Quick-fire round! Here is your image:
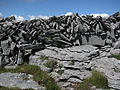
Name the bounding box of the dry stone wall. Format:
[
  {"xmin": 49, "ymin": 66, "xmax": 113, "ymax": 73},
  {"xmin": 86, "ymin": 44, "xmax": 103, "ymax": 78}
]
[{"xmin": 0, "ymin": 12, "xmax": 120, "ymax": 66}]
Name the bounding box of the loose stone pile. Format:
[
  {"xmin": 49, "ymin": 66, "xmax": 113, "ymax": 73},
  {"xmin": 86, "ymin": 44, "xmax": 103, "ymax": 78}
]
[{"xmin": 0, "ymin": 12, "xmax": 120, "ymax": 89}]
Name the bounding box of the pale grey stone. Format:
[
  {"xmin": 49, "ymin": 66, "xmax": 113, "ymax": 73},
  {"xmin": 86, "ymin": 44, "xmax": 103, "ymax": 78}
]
[
  {"xmin": 68, "ymin": 78, "xmax": 82, "ymax": 83},
  {"xmin": 59, "ymin": 70, "xmax": 92, "ymax": 81},
  {"xmin": 90, "ymin": 86, "xmax": 96, "ymax": 89},
  {"xmin": 87, "ymin": 50, "xmax": 99, "ymax": 57},
  {"xmin": 81, "ymin": 35, "xmax": 105, "ymax": 46},
  {"xmin": 4, "ymin": 65, "xmax": 18, "ymax": 69},
  {"xmin": 110, "ymin": 23, "xmax": 115, "ymax": 39},
  {"xmin": 35, "ymin": 45, "xmax": 97, "ymax": 62},
  {"xmin": 10, "ymin": 42, "xmax": 16, "ymax": 50},
  {"xmin": 17, "ymin": 50, "xmax": 23, "ymax": 65},
  {"xmin": 62, "ymin": 82, "xmax": 71, "ymax": 87},
  {"xmin": 114, "ymin": 39, "xmax": 120, "ymax": 49},
  {"xmin": 0, "ymin": 72, "xmax": 45, "ymax": 90},
  {"xmin": 29, "ymin": 55, "xmax": 43, "ymax": 65},
  {"xmin": 50, "ymin": 72, "xmax": 60, "ymax": 82},
  {"xmin": 0, "ymin": 56, "xmax": 2, "ymax": 67},
  {"xmin": 1, "ymin": 40, "xmax": 10, "ymax": 55},
  {"xmin": 92, "ymin": 57, "xmax": 120, "ymax": 89},
  {"xmin": 110, "ymin": 49, "xmax": 120, "ymax": 55},
  {"xmin": 29, "ymin": 56, "xmax": 51, "ymax": 72},
  {"xmin": 105, "ymin": 38, "xmax": 112, "ymax": 45}
]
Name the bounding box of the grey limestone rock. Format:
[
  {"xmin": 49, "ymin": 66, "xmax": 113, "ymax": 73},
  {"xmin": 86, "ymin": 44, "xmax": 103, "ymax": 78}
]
[
  {"xmin": 113, "ymin": 38, "xmax": 120, "ymax": 49},
  {"xmin": 0, "ymin": 72, "xmax": 45, "ymax": 90},
  {"xmin": 68, "ymin": 77, "xmax": 82, "ymax": 83},
  {"xmin": 92, "ymin": 57, "xmax": 120, "ymax": 89},
  {"xmin": 59, "ymin": 70, "xmax": 92, "ymax": 81},
  {"xmin": 110, "ymin": 49, "xmax": 120, "ymax": 55},
  {"xmin": 81, "ymin": 35, "xmax": 105, "ymax": 46},
  {"xmin": 1, "ymin": 40, "xmax": 10, "ymax": 55}
]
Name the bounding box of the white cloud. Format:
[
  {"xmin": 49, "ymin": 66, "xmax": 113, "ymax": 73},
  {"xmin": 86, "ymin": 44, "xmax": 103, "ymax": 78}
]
[
  {"xmin": 65, "ymin": 12, "xmax": 73, "ymax": 16},
  {"xmin": 90, "ymin": 13, "xmax": 109, "ymax": 18},
  {"xmin": 28, "ymin": 12, "xmax": 73, "ymax": 20},
  {"xmin": 13, "ymin": 15, "xmax": 24, "ymax": 22},
  {"xmin": 28, "ymin": 15, "xmax": 50, "ymax": 20},
  {"xmin": 0, "ymin": 12, "xmax": 3, "ymax": 17}
]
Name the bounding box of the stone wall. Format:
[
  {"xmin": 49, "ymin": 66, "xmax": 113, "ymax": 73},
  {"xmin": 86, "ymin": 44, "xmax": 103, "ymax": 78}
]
[{"xmin": 0, "ymin": 12, "xmax": 120, "ymax": 66}]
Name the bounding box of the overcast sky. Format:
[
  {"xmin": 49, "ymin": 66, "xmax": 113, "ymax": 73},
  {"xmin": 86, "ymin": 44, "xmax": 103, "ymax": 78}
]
[{"xmin": 0, "ymin": 0, "xmax": 120, "ymax": 19}]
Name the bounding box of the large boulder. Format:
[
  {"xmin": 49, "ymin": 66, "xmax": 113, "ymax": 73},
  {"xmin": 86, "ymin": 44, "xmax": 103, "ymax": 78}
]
[{"xmin": 81, "ymin": 35, "xmax": 106, "ymax": 46}]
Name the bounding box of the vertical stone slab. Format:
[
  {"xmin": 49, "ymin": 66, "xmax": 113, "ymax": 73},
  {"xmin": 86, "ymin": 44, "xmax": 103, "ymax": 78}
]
[
  {"xmin": 81, "ymin": 35, "xmax": 105, "ymax": 46},
  {"xmin": 1, "ymin": 40, "xmax": 10, "ymax": 55}
]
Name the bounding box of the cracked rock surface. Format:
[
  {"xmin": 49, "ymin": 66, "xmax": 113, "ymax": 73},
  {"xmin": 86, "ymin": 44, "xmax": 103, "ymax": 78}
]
[
  {"xmin": 29, "ymin": 45, "xmax": 120, "ymax": 89},
  {"xmin": 0, "ymin": 72, "xmax": 45, "ymax": 90}
]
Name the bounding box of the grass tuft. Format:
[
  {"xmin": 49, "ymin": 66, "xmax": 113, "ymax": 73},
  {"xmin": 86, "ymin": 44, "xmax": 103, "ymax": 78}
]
[
  {"xmin": 112, "ymin": 54, "xmax": 120, "ymax": 60},
  {"xmin": 57, "ymin": 70, "xmax": 64, "ymax": 75},
  {"xmin": 75, "ymin": 70, "xmax": 109, "ymax": 90},
  {"xmin": 0, "ymin": 86, "xmax": 21, "ymax": 90},
  {"xmin": 44, "ymin": 60, "xmax": 58, "ymax": 69},
  {"xmin": 39, "ymin": 55, "xmax": 49, "ymax": 60}
]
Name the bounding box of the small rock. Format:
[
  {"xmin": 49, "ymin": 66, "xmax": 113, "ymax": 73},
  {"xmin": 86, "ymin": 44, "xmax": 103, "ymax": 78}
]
[
  {"xmin": 68, "ymin": 78, "xmax": 82, "ymax": 83},
  {"xmin": 110, "ymin": 49, "xmax": 120, "ymax": 55}
]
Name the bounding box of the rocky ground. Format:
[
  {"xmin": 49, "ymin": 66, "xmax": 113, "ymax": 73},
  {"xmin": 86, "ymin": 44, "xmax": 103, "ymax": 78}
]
[
  {"xmin": 29, "ymin": 45, "xmax": 120, "ymax": 90},
  {"xmin": 0, "ymin": 12, "xmax": 120, "ymax": 90},
  {"xmin": 0, "ymin": 72, "xmax": 45, "ymax": 90}
]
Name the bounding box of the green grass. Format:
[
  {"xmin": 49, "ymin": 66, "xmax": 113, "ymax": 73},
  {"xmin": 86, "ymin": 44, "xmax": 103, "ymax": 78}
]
[
  {"xmin": 44, "ymin": 60, "xmax": 58, "ymax": 69},
  {"xmin": 75, "ymin": 70, "xmax": 109, "ymax": 90},
  {"xmin": 0, "ymin": 86, "xmax": 21, "ymax": 90},
  {"xmin": 57, "ymin": 70, "xmax": 64, "ymax": 75},
  {"xmin": 0, "ymin": 86, "xmax": 33, "ymax": 90},
  {"xmin": 0, "ymin": 64, "xmax": 60, "ymax": 90},
  {"xmin": 39, "ymin": 55, "xmax": 49, "ymax": 60},
  {"xmin": 112, "ymin": 55, "xmax": 120, "ymax": 60}
]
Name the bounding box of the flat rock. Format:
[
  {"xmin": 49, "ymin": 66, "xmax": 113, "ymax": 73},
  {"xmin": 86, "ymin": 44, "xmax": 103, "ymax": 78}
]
[
  {"xmin": 59, "ymin": 70, "xmax": 92, "ymax": 81},
  {"xmin": 0, "ymin": 72, "xmax": 45, "ymax": 90},
  {"xmin": 35, "ymin": 45, "xmax": 97, "ymax": 62},
  {"xmin": 68, "ymin": 77, "xmax": 82, "ymax": 83},
  {"xmin": 110, "ymin": 49, "xmax": 120, "ymax": 55},
  {"xmin": 92, "ymin": 57, "xmax": 120, "ymax": 89}
]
